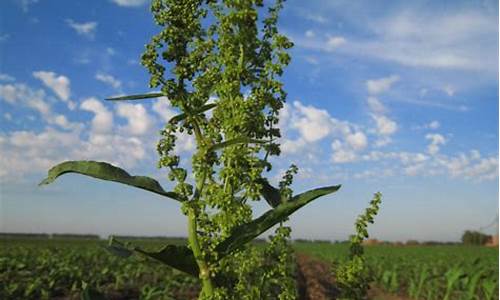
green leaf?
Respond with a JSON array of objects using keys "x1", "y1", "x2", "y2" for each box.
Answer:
[
  {"x1": 169, "y1": 103, "x2": 217, "y2": 124},
  {"x1": 105, "y1": 92, "x2": 164, "y2": 101},
  {"x1": 103, "y1": 245, "x2": 133, "y2": 258},
  {"x1": 256, "y1": 178, "x2": 282, "y2": 208},
  {"x1": 208, "y1": 137, "x2": 266, "y2": 152},
  {"x1": 39, "y1": 161, "x2": 183, "y2": 201},
  {"x1": 216, "y1": 184, "x2": 341, "y2": 257},
  {"x1": 107, "y1": 237, "x2": 199, "y2": 277},
  {"x1": 135, "y1": 245, "x2": 199, "y2": 277}
]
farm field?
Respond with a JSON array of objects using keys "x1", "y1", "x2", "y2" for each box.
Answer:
[
  {"x1": 296, "y1": 242, "x2": 499, "y2": 300},
  {"x1": 1, "y1": 238, "x2": 497, "y2": 299}
]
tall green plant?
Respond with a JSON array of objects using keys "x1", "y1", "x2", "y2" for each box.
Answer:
[
  {"x1": 333, "y1": 192, "x2": 382, "y2": 300},
  {"x1": 40, "y1": 0, "x2": 341, "y2": 298}
]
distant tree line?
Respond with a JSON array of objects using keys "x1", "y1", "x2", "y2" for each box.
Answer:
[
  {"x1": 461, "y1": 230, "x2": 492, "y2": 245},
  {"x1": 0, "y1": 233, "x2": 100, "y2": 239}
]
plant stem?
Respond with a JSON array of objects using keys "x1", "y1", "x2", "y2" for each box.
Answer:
[
  {"x1": 187, "y1": 117, "x2": 214, "y2": 297},
  {"x1": 188, "y1": 207, "x2": 214, "y2": 297}
]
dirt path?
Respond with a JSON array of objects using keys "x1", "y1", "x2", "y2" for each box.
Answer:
[
  {"x1": 295, "y1": 253, "x2": 411, "y2": 300},
  {"x1": 296, "y1": 253, "x2": 339, "y2": 300}
]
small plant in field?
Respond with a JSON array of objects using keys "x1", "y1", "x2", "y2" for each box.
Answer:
[
  {"x1": 333, "y1": 192, "x2": 382, "y2": 300},
  {"x1": 40, "y1": 0, "x2": 341, "y2": 299}
]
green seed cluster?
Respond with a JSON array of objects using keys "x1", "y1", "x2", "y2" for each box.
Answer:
[{"x1": 142, "y1": 0, "x2": 295, "y2": 298}]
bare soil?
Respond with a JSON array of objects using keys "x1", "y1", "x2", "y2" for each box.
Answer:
[{"x1": 295, "y1": 253, "x2": 412, "y2": 300}]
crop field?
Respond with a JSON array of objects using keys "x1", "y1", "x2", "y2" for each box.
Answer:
[
  {"x1": 1, "y1": 238, "x2": 498, "y2": 300},
  {"x1": 296, "y1": 242, "x2": 499, "y2": 300},
  {"x1": 0, "y1": 238, "x2": 199, "y2": 299}
]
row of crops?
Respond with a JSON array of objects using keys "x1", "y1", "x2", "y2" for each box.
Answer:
[
  {"x1": 0, "y1": 239, "x2": 198, "y2": 299},
  {"x1": 296, "y1": 242, "x2": 499, "y2": 300},
  {"x1": 2, "y1": 238, "x2": 498, "y2": 299}
]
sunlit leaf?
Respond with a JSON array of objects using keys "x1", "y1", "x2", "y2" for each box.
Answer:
[
  {"x1": 216, "y1": 184, "x2": 341, "y2": 257},
  {"x1": 39, "y1": 161, "x2": 183, "y2": 201}
]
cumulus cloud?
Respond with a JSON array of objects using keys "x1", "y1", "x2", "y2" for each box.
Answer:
[
  {"x1": 326, "y1": 36, "x2": 346, "y2": 51},
  {"x1": 425, "y1": 133, "x2": 446, "y2": 155},
  {"x1": 80, "y1": 98, "x2": 113, "y2": 134},
  {"x1": 66, "y1": 19, "x2": 97, "y2": 39},
  {"x1": 116, "y1": 103, "x2": 153, "y2": 136},
  {"x1": 346, "y1": 131, "x2": 367, "y2": 150},
  {"x1": 428, "y1": 121, "x2": 440, "y2": 130},
  {"x1": 152, "y1": 97, "x2": 177, "y2": 122},
  {"x1": 292, "y1": 101, "x2": 336, "y2": 142},
  {"x1": 95, "y1": 72, "x2": 122, "y2": 89},
  {"x1": 366, "y1": 75, "x2": 399, "y2": 95},
  {"x1": 33, "y1": 71, "x2": 75, "y2": 109},
  {"x1": 372, "y1": 114, "x2": 398, "y2": 136},
  {"x1": 437, "y1": 151, "x2": 498, "y2": 181},
  {"x1": 0, "y1": 82, "x2": 79, "y2": 130},
  {"x1": 331, "y1": 139, "x2": 357, "y2": 163}
]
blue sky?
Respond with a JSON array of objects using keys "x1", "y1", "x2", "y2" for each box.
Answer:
[{"x1": 0, "y1": 0, "x2": 498, "y2": 242}]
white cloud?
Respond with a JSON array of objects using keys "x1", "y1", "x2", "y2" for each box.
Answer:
[
  {"x1": 152, "y1": 97, "x2": 177, "y2": 122},
  {"x1": 0, "y1": 73, "x2": 15, "y2": 82},
  {"x1": 95, "y1": 72, "x2": 122, "y2": 89},
  {"x1": 111, "y1": 0, "x2": 148, "y2": 7},
  {"x1": 428, "y1": 121, "x2": 440, "y2": 130},
  {"x1": 331, "y1": 140, "x2": 357, "y2": 163},
  {"x1": 32, "y1": 71, "x2": 75, "y2": 109},
  {"x1": 302, "y1": 12, "x2": 328, "y2": 24},
  {"x1": 425, "y1": 133, "x2": 446, "y2": 155},
  {"x1": 437, "y1": 151, "x2": 498, "y2": 181},
  {"x1": 366, "y1": 96, "x2": 386, "y2": 114},
  {"x1": 326, "y1": 36, "x2": 346, "y2": 50},
  {"x1": 281, "y1": 138, "x2": 307, "y2": 155},
  {"x1": 66, "y1": 19, "x2": 97, "y2": 39},
  {"x1": 305, "y1": 30, "x2": 315, "y2": 38},
  {"x1": 372, "y1": 114, "x2": 398, "y2": 136},
  {"x1": 0, "y1": 126, "x2": 148, "y2": 182},
  {"x1": 292, "y1": 101, "x2": 335, "y2": 142},
  {"x1": 470, "y1": 149, "x2": 481, "y2": 160},
  {"x1": 116, "y1": 103, "x2": 153, "y2": 136},
  {"x1": 0, "y1": 84, "x2": 17, "y2": 103},
  {"x1": 346, "y1": 131, "x2": 367, "y2": 150},
  {"x1": 366, "y1": 75, "x2": 399, "y2": 95},
  {"x1": 80, "y1": 98, "x2": 113, "y2": 134},
  {"x1": 0, "y1": 82, "x2": 79, "y2": 130},
  {"x1": 349, "y1": 11, "x2": 497, "y2": 72}
]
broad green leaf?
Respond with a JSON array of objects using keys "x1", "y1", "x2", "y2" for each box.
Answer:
[
  {"x1": 107, "y1": 237, "x2": 199, "y2": 277},
  {"x1": 169, "y1": 103, "x2": 217, "y2": 124},
  {"x1": 257, "y1": 178, "x2": 282, "y2": 208},
  {"x1": 135, "y1": 245, "x2": 199, "y2": 277},
  {"x1": 39, "y1": 161, "x2": 183, "y2": 201},
  {"x1": 103, "y1": 245, "x2": 133, "y2": 258},
  {"x1": 208, "y1": 137, "x2": 266, "y2": 152},
  {"x1": 216, "y1": 184, "x2": 341, "y2": 257},
  {"x1": 105, "y1": 92, "x2": 163, "y2": 101}
]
